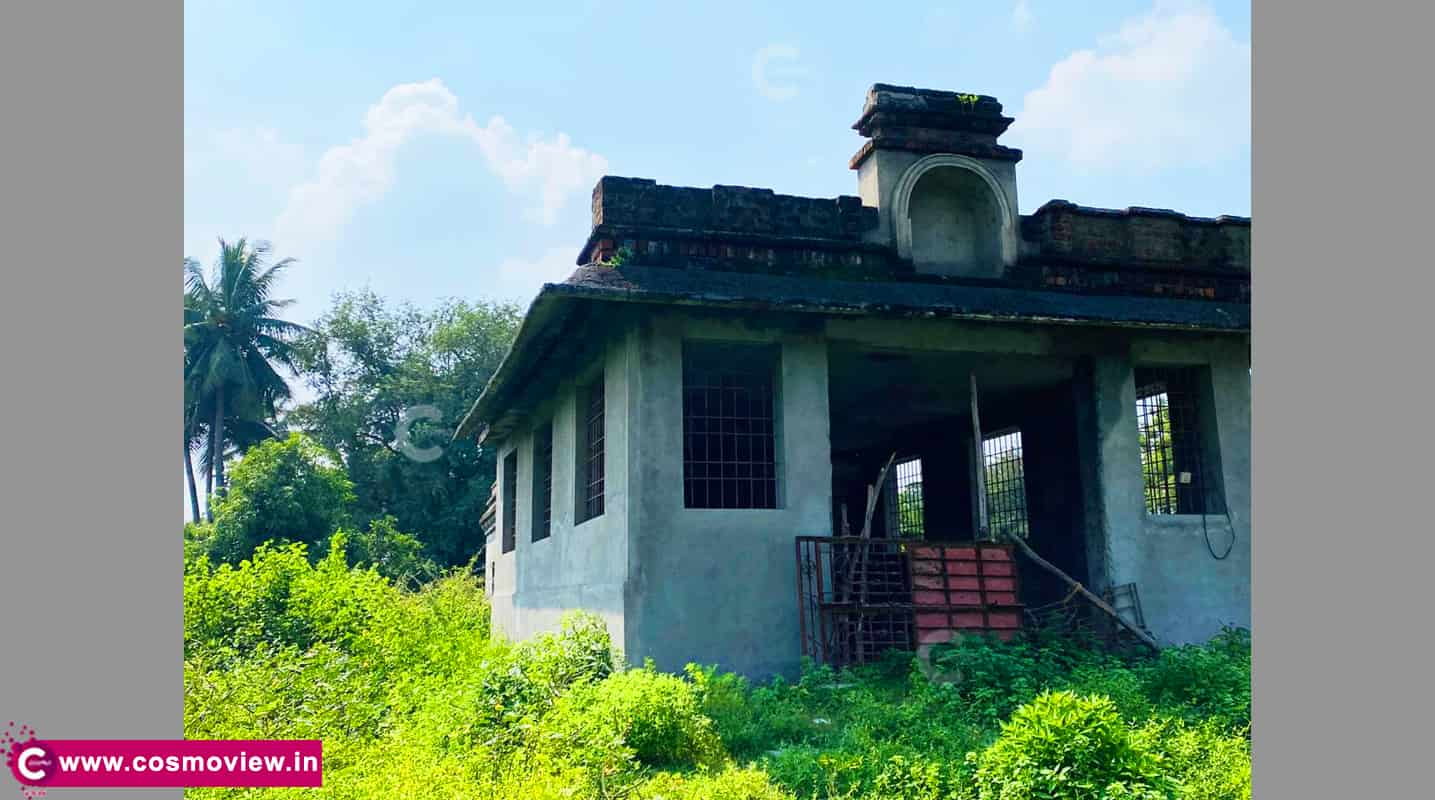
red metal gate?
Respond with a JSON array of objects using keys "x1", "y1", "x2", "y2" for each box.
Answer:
[{"x1": 796, "y1": 537, "x2": 1024, "y2": 668}]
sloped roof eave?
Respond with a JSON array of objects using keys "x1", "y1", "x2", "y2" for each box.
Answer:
[{"x1": 454, "y1": 264, "x2": 1251, "y2": 443}]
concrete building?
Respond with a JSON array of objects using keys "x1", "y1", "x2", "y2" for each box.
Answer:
[{"x1": 455, "y1": 84, "x2": 1251, "y2": 680}]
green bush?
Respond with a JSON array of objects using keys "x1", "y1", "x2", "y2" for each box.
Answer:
[
  {"x1": 333, "y1": 516, "x2": 436, "y2": 585},
  {"x1": 970, "y1": 691, "x2": 1173, "y2": 800},
  {"x1": 208, "y1": 433, "x2": 356, "y2": 563},
  {"x1": 870, "y1": 754, "x2": 965, "y2": 800},
  {"x1": 638, "y1": 766, "x2": 794, "y2": 800},
  {"x1": 184, "y1": 536, "x2": 392, "y2": 657},
  {"x1": 1139, "y1": 628, "x2": 1250, "y2": 729},
  {"x1": 686, "y1": 664, "x2": 764, "y2": 757},
  {"x1": 928, "y1": 631, "x2": 1106, "y2": 725},
  {"x1": 1136, "y1": 718, "x2": 1251, "y2": 800},
  {"x1": 536, "y1": 662, "x2": 726, "y2": 772},
  {"x1": 518, "y1": 612, "x2": 622, "y2": 700}
]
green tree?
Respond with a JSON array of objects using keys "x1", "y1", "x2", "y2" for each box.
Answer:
[
  {"x1": 288, "y1": 291, "x2": 521, "y2": 566},
  {"x1": 184, "y1": 238, "x2": 308, "y2": 517},
  {"x1": 209, "y1": 432, "x2": 356, "y2": 563}
]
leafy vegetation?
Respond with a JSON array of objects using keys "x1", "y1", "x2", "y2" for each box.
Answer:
[
  {"x1": 185, "y1": 543, "x2": 1250, "y2": 800},
  {"x1": 183, "y1": 250, "x2": 523, "y2": 568},
  {"x1": 200, "y1": 433, "x2": 356, "y2": 564},
  {"x1": 286, "y1": 290, "x2": 522, "y2": 567}
]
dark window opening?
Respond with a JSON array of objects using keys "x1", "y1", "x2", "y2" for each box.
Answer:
[
  {"x1": 501, "y1": 450, "x2": 517, "y2": 553},
  {"x1": 983, "y1": 428, "x2": 1029, "y2": 538},
  {"x1": 683, "y1": 341, "x2": 779, "y2": 509},
  {"x1": 1136, "y1": 367, "x2": 1221, "y2": 515},
  {"x1": 532, "y1": 423, "x2": 553, "y2": 542},
  {"x1": 578, "y1": 374, "x2": 605, "y2": 523}
]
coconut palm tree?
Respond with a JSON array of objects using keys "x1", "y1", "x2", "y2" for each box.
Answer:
[
  {"x1": 184, "y1": 391, "x2": 205, "y2": 524},
  {"x1": 184, "y1": 238, "x2": 308, "y2": 511}
]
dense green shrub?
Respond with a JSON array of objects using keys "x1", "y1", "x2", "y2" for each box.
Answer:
[
  {"x1": 518, "y1": 612, "x2": 622, "y2": 699},
  {"x1": 1138, "y1": 628, "x2": 1250, "y2": 729},
  {"x1": 686, "y1": 664, "x2": 762, "y2": 756},
  {"x1": 208, "y1": 433, "x2": 356, "y2": 563},
  {"x1": 929, "y1": 630, "x2": 1130, "y2": 726},
  {"x1": 970, "y1": 691, "x2": 1173, "y2": 800},
  {"x1": 536, "y1": 663, "x2": 726, "y2": 772},
  {"x1": 184, "y1": 537, "x2": 391, "y2": 656},
  {"x1": 333, "y1": 516, "x2": 436, "y2": 584},
  {"x1": 638, "y1": 766, "x2": 794, "y2": 799},
  {"x1": 184, "y1": 542, "x2": 1251, "y2": 800},
  {"x1": 1136, "y1": 718, "x2": 1251, "y2": 800},
  {"x1": 869, "y1": 754, "x2": 966, "y2": 800}
]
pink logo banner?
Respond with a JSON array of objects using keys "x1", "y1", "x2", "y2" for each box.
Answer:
[{"x1": 6, "y1": 739, "x2": 322, "y2": 789}]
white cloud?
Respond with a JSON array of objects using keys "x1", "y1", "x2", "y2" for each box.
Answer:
[
  {"x1": 1008, "y1": 0, "x2": 1249, "y2": 171},
  {"x1": 1012, "y1": 0, "x2": 1034, "y2": 32},
  {"x1": 751, "y1": 44, "x2": 805, "y2": 102},
  {"x1": 492, "y1": 245, "x2": 581, "y2": 305},
  {"x1": 275, "y1": 79, "x2": 607, "y2": 251}
]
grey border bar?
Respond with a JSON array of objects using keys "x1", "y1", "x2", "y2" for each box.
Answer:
[{"x1": 1, "y1": 3, "x2": 183, "y2": 798}]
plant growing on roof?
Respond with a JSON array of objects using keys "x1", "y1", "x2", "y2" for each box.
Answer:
[{"x1": 605, "y1": 245, "x2": 636, "y2": 267}]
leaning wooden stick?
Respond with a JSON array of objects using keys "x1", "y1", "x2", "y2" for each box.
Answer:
[{"x1": 996, "y1": 529, "x2": 1162, "y2": 652}]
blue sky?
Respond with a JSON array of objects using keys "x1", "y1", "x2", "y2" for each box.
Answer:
[{"x1": 184, "y1": 0, "x2": 1250, "y2": 319}]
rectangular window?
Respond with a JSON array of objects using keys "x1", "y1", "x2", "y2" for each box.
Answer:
[
  {"x1": 531, "y1": 422, "x2": 553, "y2": 542},
  {"x1": 886, "y1": 456, "x2": 925, "y2": 537},
  {"x1": 577, "y1": 374, "x2": 605, "y2": 523},
  {"x1": 682, "y1": 341, "x2": 779, "y2": 509},
  {"x1": 983, "y1": 428, "x2": 1030, "y2": 538},
  {"x1": 1136, "y1": 366, "x2": 1222, "y2": 515},
  {"x1": 501, "y1": 450, "x2": 517, "y2": 553}
]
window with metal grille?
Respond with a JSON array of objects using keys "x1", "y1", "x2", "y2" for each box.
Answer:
[
  {"x1": 501, "y1": 450, "x2": 517, "y2": 553},
  {"x1": 531, "y1": 422, "x2": 553, "y2": 542},
  {"x1": 577, "y1": 374, "x2": 605, "y2": 523},
  {"x1": 982, "y1": 428, "x2": 1029, "y2": 538},
  {"x1": 1136, "y1": 367, "x2": 1220, "y2": 515},
  {"x1": 682, "y1": 341, "x2": 779, "y2": 509},
  {"x1": 889, "y1": 457, "x2": 925, "y2": 537}
]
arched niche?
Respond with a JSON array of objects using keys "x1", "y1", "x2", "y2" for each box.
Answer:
[{"x1": 891, "y1": 154, "x2": 1015, "y2": 279}]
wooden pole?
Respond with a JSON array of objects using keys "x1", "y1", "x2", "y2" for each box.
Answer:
[
  {"x1": 970, "y1": 372, "x2": 989, "y2": 540},
  {"x1": 998, "y1": 529, "x2": 1162, "y2": 652}
]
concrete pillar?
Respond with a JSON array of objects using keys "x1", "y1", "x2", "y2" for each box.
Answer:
[{"x1": 1073, "y1": 352, "x2": 1145, "y2": 596}]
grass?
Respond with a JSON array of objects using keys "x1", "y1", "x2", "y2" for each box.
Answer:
[{"x1": 183, "y1": 535, "x2": 1250, "y2": 799}]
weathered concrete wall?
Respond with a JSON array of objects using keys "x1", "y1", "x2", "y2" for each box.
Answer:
[
  {"x1": 855, "y1": 148, "x2": 1019, "y2": 268},
  {"x1": 908, "y1": 166, "x2": 1005, "y2": 278},
  {"x1": 1077, "y1": 337, "x2": 1252, "y2": 644},
  {"x1": 487, "y1": 328, "x2": 638, "y2": 651},
  {"x1": 490, "y1": 307, "x2": 1250, "y2": 673},
  {"x1": 624, "y1": 311, "x2": 833, "y2": 679}
]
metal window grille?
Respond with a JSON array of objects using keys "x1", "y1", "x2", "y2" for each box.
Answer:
[
  {"x1": 682, "y1": 342, "x2": 779, "y2": 509},
  {"x1": 532, "y1": 423, "x2": 553, "y2": 542},
  {"x1": 1136, "y1": 367, "x2": 1211, "y2": 514},
  {"x1": 580, "y1": 375, "x2": 605, "y2": 522},
  {"x1": 501, "y1": 450, "x2": 517, "y2": 553},
  {"x1": 982, "y1": 428, "x2": 1029, "y2": 538},
  {"x1": 891, "y1": 457, "x2": 925, "y2": 537}
]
